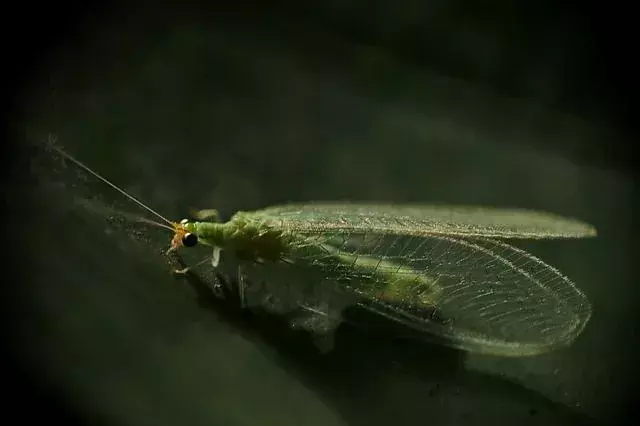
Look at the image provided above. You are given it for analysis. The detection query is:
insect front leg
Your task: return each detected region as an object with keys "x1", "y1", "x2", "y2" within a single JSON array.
[
  {"x1": 170, "y1": 246, "x2": 221, "y2": 276},
  {"x1": 173, "y1": 266, "x2": 192, "y2": 276},
  {"x1": 237, "y1": 264, "x2": 247, "y2": 309},
  {"x1": 211, "y1": 246, "x2": 221, "y2": 267},
  {"x1": 164, "y1": 247, "x2": 191, "y2": 276}
]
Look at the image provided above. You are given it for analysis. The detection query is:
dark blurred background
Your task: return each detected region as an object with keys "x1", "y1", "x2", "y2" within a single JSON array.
[
  {"x1": 9, "y1": 1, "x2": 639, "y2": 175},
  {"x1": 4, "y1": 1, "x2": 637, "y2": 426}
]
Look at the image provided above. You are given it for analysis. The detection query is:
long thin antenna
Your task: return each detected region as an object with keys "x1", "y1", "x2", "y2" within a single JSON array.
[{"x1": 48, "y1": 140, "x2": 175, "y2": 227}]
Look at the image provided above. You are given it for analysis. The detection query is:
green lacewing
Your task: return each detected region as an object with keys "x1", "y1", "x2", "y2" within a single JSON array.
[{"x1": 48, "y1": 141, "x2": 596, "y2": 357}]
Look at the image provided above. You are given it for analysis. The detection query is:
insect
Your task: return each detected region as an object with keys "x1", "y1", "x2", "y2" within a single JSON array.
[{"x1": 48, "y1": 141, "x2": 596, "y2": 357}]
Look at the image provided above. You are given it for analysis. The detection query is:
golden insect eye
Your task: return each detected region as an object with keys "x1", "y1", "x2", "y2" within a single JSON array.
[{"x1": 182, "y1": 232, "x2": 198, "y2": 247}]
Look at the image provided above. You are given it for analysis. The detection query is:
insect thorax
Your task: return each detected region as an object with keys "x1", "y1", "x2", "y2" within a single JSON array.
[
  {"x1": 231, "y1": 217, "x2": 291, "y2": 263},
  {"x1": 192, "y1": 216, "x2": 289, "y2": 263}
]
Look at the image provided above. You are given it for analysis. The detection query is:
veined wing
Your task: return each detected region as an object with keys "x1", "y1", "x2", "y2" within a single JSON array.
[
  {"x1": 250, "y1": 203, "x2": 596, "y2": 239},
  {"x1": 281, "y1": 229, "x2": 591, "y2": 356}
]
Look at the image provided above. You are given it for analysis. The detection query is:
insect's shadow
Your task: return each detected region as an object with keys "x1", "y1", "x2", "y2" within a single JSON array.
[{"x1": 169, "y1": 253, "x2": 599, "y2": 426}]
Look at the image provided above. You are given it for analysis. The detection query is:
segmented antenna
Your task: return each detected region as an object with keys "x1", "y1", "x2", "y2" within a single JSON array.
[{"x1": 47, "y1": 136, "x2": 176, "y2": 228}]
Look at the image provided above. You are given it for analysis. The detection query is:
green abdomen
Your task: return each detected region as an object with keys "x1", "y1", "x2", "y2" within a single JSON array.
[{"x1": 313, "y1": 243, "x2": 441, "y2": 306}]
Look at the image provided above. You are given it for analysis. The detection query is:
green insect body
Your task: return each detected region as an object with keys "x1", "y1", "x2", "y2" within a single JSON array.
[
  {"x1": 172, "y1": 202, "x2": 596, "y2": 356},
  {"x1": 182, "y1": 213, "x2": 440, "y2": 307},
  {"x1": 323, "y1": 244, "x2": 441, "y2": 306}
]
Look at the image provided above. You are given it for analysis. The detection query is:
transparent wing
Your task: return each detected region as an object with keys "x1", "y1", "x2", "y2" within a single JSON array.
[
  {"x1": 274, "y1": 230, "x2": 592, "y2": 356},
  {"x1": 249, "y1": 202, "x2": 596, "y2": 239}
]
